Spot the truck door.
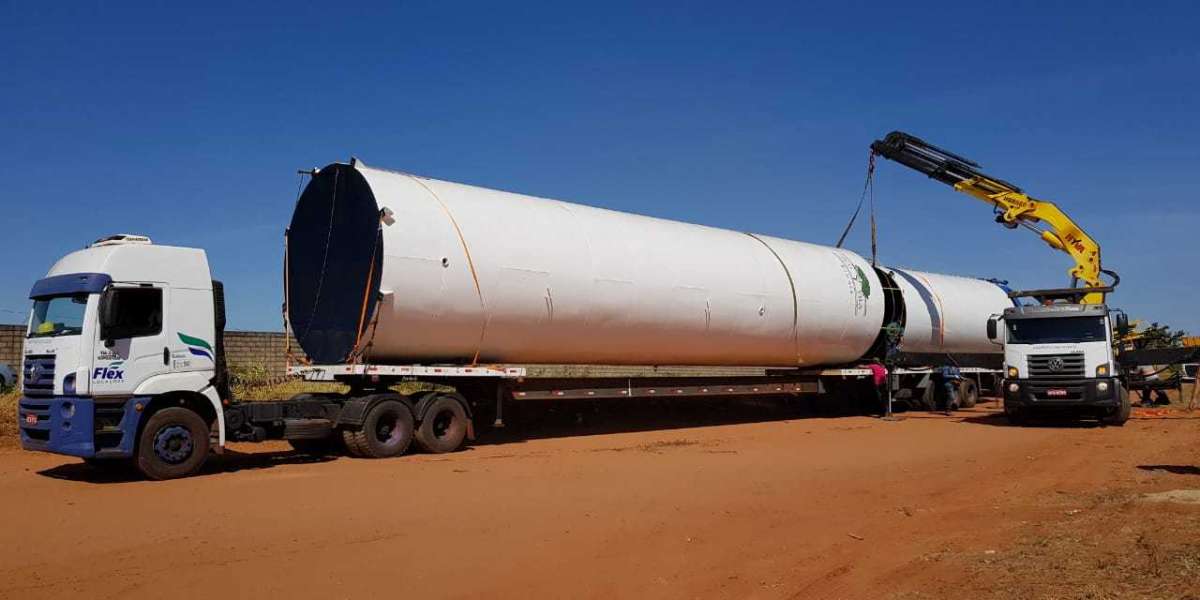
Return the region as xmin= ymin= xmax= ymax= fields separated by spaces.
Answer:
xmin=92 ymin=284 xmax=169 ymax=395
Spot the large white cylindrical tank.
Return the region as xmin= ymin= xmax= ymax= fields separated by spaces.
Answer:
xmin=889 ymin=268 xmax=1013 ymax=356
xmin=285 ymin=160 xmax=1006 ymax=367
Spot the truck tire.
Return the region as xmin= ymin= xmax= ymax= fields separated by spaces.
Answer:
xmin=136 ymin=407 xmax=210 ymax=480
xmin=1102 ymin=386 xmax=1131 ymax=426
xmin=346 ymin=399 xmax=414 ymax=458
xmin=958 ymin=379 xmax=979 ymax=409
xmin=415 ymin=395 xmax=469 ymax=454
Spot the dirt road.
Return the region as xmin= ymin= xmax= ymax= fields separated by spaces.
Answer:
xmin=2 ymin=401 xmax=1198 ymax=599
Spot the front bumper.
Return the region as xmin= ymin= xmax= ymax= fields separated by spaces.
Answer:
xmin=1003 ymin=377 xmax=1120 ymax=410
xmin=18 ymin=396 xmax=142 ymax=459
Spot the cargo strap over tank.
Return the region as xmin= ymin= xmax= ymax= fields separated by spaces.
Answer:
xmin=286 ymin=160 xmax=1013 ymax=367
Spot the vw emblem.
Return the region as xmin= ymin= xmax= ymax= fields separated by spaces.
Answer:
xmin=1047 ymin=357 xmax=1065 ymax=372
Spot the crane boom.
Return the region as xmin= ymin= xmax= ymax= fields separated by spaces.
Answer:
xmin=870 ymin=131 xmax=1114 ymax=305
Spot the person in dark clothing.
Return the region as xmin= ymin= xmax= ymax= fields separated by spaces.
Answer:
xmin=934 ymin=365 xmax=963 ymax=414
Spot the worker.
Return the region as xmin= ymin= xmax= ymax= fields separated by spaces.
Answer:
xmin=933 ymin=365 xmax=962 ymax=414
xmin=867 ymin=362 xmax=888 ymax=412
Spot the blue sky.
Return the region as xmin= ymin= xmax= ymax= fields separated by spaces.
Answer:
xmin=3 ymin=2 xmax=1198 ymax=333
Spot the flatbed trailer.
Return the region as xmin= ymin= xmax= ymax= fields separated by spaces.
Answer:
xmin=272 ymin=361 xmax=1000 ymax=431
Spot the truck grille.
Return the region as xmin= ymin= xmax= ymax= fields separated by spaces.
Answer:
xmin=23 ymin=355 xmax=56 ymax=396
xmin=1027 ymin=353 xmax=1085 ymax=381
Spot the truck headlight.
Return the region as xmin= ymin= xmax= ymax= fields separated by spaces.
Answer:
xmin=1007 ymin=367 xmax=1019 ymax=378
xmin=1097 ymin=381 xmax=1109 ymax=393
xmin=63 ymin=373 xmax=76 ymax=396
xmin=1096 ymin=364 xmax=1109 ymax=376
xmin=1008 ymin=382 xmax=1019 ymax=393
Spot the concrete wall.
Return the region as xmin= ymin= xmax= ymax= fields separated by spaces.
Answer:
xmin=223 ymin=330 xmax=306 ymax=377
xmin=0 ymin=325 xmax=305 ymax=382
xmin=0 ymin=325 xmax=22 ymax=380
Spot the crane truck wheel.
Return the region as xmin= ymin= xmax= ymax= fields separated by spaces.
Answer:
xmin=136 ymin=407 xmax=211 ymax=480
xmin=1101 ymin=386 xmax=1131 ymax=427
xmin=346 ymin=399 xmax=415 ymax=459
xmin=958 ymin=380 xmax=979 ymax=409
xmin=415 ymin=395 xmax=469 ymax=454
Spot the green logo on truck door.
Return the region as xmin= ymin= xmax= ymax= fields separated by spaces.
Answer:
xmin=179 ymin=333 xmax=213 ymax=361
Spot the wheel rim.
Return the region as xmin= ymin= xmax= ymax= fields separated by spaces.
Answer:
xmin=431 ymin=409 xmax=454 ymax=439
xmin=374 ymin=410 xmax=402 ymax=445
xmin=153 ymin=425 xmax=194 ymax=464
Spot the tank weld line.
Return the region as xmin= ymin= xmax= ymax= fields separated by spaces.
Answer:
xmin=405 ymin=174 xmax=489 ymax=364
xmin=744 ymin=233 xmax=801 ymax=364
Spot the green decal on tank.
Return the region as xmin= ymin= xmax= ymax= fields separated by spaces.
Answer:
xmin=854 ymin=266 xmax=872 ymax=299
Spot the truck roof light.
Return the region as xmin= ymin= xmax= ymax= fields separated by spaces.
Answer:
xmin=91 ymin=234 xmax=153 ymax=247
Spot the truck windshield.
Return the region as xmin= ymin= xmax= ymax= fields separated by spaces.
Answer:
xmin=28 ymin=294 xmax=89 ymax=338
xmin=1006 ymin=316 xmax=1108 ymax=345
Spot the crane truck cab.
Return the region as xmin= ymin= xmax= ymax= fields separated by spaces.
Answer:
xmin=18 ymin=235 xmax=227 ymax=478
xmin=988 ymin=302 xmax=1130 ymax=425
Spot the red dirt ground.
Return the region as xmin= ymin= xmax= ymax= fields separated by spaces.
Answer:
xmin=1 ymin=400 xmax=1198 ymax=599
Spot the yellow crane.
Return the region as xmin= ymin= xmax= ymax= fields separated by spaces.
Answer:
xmin=870 ymin=131 xmax=1117 ymax=304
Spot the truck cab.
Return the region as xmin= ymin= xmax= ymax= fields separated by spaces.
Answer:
xmin=18 ymin=235 xmax=226 ymax=477
xmin=988 ymin=303 xmax=1129 ymax=425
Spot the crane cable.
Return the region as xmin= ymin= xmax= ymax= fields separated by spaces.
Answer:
xmin=835 ymin=151 xmax=879 ymax=267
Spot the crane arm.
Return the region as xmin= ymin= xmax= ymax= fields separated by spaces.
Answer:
xmin=870 ymin=131 xmax=1112 ymax=304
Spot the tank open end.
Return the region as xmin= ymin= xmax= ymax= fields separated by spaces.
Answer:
xmin=287 ymin=163 xmax=384 ymax=364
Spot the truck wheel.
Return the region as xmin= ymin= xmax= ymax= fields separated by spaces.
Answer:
xmin=1102 ymin=386 xmax=1131 ymax=426
xmin=416 ymin=395 xmax=469 ymax=453
xmin=136 ymin=407 xmax=210 ymax=480
xmin=346 ymin=400 xmax=414 ymax=458
xmin=958 ymin=380 xmax=979 ymax=409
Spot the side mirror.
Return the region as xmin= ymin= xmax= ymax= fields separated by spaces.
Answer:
xmin=986 ymin=317 xmax=999 ymax=342
xmin=1115 ymin=312 xmax=1130 ymax=338
xmin=99 ymin=288 xmax=119 ymax=343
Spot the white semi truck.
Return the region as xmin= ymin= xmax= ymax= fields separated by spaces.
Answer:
xmin=18 ymin=161 xmax=1013 ymax=479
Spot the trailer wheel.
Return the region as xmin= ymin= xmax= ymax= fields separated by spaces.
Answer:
xmin=341 ymin=429 xmax=366 ymax=457
xmin=416 ymin=395 xmax=469 ymax=453
xmin=1101 ymin=386 xmax=1131 ymax=426
xmin=136 ymin=407 xmax=210 ymax=480
xmin=958 ymin=380 xmax=979 ymax=409
xmin=347 ymin=400 xmax=414 ymax=458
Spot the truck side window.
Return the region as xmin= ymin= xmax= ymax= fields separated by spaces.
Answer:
xmin=108 ymin=288 xmax=163 ymax=338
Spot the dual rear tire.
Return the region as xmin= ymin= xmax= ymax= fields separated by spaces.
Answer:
xmin=343 ymin=398 xmax=416 ymax=458
xmin=340 ymin=393 xmax=470 ymax=458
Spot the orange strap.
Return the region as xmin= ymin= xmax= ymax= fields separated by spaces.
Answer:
xmin=351 ymin=242 xmax=378 ymax=363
